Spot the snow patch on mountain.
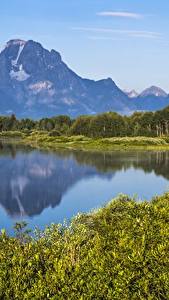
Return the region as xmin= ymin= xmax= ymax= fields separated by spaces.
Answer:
xmin=7 ymin=39 xmax=26 ymax=47
xmin=11 ymin=44 xmax=25 ymax=67
xmin=63 ymin=98 xmax=75 ymax=105
xmin=29 ymin=81 xmax=52 ymax=91
xmin=10 ymin=65 xmax=30 ymax=81
xmin=29 ymin=81 xmax=55 ymax=95
xmin=124 ymin=90 xmax=138 ymax=98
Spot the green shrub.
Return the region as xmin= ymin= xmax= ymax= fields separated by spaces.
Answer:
xmin=48 ymin=130 xmax=61 ymax=137
xmin=0 ymin=193 xmax=168 ymax=299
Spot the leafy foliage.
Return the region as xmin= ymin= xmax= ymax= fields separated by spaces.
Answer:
xmin=1 ymin=105 xmax=169 ymax=138
xmin=0 ymin=194 xmax=168 ymax=299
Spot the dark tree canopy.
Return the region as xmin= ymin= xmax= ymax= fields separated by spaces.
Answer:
xmin=0 ymin=106 xmax=169 ymax=137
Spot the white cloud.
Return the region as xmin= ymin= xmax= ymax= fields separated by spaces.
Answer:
xmin=72 ymin=27 xmax=161 ymax=40
xmin=97 ymin=11 xmax=143 ymax=19
xmin=88 ymin=36 xmax=127 ymax=41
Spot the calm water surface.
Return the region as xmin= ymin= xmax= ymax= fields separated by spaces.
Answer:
xmin=0 ymin=142 xmax=169 ymax=234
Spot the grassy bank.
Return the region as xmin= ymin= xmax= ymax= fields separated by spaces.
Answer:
xmin=22 ymin=131 xmax=169 ymax=151
xmin=0 ymin=193 xmax=168 ymax=299
xmin=1 ymin=131 xmax=169 ymax=151
xmin=0 ymin=131 xmax=24 ymax=139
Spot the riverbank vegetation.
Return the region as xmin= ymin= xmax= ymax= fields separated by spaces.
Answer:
xmin=0 ymin=193 xmax=168 ymax=299
xmin=1 ymin=130 xmax=169 ymax=151
xmin=0 ymin=106 xmax=169 ymax=138
xmin=23 ymin=132 xmax=169 ymax=151
xmin=1 ymin=106 xmax=169 ymax=150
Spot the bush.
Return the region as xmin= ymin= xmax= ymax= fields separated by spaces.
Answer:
xmin=0 ymin=193 xmax=168 ymax=299
xmin=48 ymin=130 xmax=61 ymax=137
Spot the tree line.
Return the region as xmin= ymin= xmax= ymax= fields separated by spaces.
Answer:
xmin=0 ymin=106 xmax=169 ymax=137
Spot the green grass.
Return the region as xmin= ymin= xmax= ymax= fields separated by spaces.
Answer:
xmin=0 ymin=131 xmax=25 ymax=139
xmin=1 ymin=131 xmax=169 ymax=151
xmin=21 ymin=131 xmax=169 ymax=151
xmin=0 ymin=193 xmax=168 ymax=299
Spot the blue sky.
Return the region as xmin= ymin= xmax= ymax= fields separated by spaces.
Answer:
xmin=0 ymin=0 xmax=169 ymax=92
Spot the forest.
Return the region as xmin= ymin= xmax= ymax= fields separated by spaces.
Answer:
xmin=0 ymin=106 xmax=169 ymax=138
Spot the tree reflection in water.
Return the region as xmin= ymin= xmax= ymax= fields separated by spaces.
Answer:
xmin=0 ymin=142 xmax=169 ymax=218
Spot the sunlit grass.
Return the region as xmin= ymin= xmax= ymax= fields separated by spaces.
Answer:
xmin=22 ymin=131 xmax=169 ymax=151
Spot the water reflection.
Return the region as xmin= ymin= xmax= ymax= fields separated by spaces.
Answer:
xmin=0 ymin=142 xmax=169 ymax=222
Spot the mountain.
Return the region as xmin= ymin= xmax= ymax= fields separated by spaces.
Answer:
xmin=0 ymin=39 xmax=169 ymax=118
xmin=0 ymin=39 xmax=134 ymax=118
xmin=133 ymin=86 xmax=169 ymax=111
xmin=139 ymin=86 xmax=168 ymax=98
xmin=124 ymin=90 xmax=138 ymax=98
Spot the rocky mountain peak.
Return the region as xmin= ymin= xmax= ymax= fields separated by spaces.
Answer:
xmin=124 ymin=90 xmax=138 ymax=98
xmin=6 ymin=39 xmax=26 ymax=48
xmin=139 ymin=86 xmax=168 ymax=98
xmin=102 ymin=77 xmax=115 ymax=86
xmin=0 ymin=39 xmax=64 ymax=84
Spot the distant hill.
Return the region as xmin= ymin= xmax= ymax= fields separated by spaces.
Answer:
xmin=0 ymin=39 xmax=169 ymax=118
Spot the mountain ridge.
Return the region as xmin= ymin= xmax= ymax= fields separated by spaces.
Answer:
xmin=0 ymin=39 xmax=169 ymax=118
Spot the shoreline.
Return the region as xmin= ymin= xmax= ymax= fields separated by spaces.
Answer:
xmin=1 ymin=131 xmax=169 ymax=152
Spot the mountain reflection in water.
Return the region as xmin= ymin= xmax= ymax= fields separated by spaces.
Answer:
xmin=0 ymin=142 xmax=169 ymax=231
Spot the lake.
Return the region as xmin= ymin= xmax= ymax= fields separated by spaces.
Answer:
xmin=0 ymin=142 xmax=169 ymax=234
